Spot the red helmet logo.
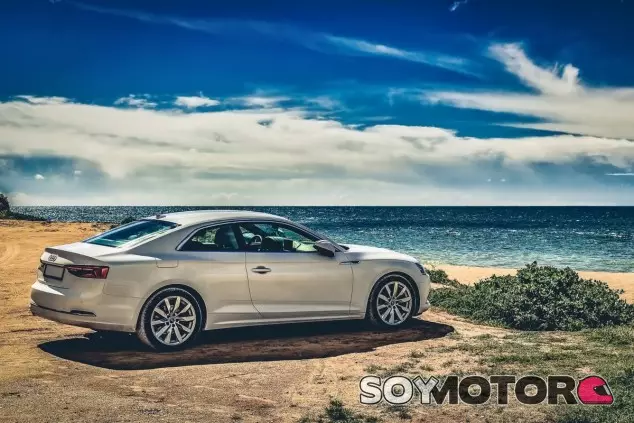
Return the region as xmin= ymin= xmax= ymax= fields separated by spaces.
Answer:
xmin=577 ymin=376 xmax=613 ymax=405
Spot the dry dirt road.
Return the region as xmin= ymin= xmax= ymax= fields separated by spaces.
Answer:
xmin=0 ymin=220 xmax=629 ymax=422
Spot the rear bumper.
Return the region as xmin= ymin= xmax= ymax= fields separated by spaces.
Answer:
xmin=30 ymin=280 xmax=139 ymax=333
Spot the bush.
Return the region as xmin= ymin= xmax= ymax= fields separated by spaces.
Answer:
xmin=430 ymin=262 xmax=634 ymax=331
xmin=427 ymin=267 xmax=461 ymax=288
xmin=0 ymin=193 xmax=45 ymax=221
xmin=110 ymin=216 xmax=137 ymax=229
xmin=0 ymin=193 xmax=9 ymax=214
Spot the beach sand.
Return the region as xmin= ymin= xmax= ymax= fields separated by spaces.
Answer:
xmin=0 ymin=219 xmax=631 ymax=422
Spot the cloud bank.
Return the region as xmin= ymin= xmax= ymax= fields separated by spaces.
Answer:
xmin=1 ymin=94 xmax=633 ymax=205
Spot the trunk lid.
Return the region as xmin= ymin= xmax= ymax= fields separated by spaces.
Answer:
xmin=40 ymin=242 xmax=117 ymax=266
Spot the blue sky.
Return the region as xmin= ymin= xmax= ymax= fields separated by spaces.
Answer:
xmin=1 ymin=0 xmax=634 ymax=205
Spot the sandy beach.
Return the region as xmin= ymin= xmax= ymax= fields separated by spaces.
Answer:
xmin=0 ymin=219 xmax=631 ymax=422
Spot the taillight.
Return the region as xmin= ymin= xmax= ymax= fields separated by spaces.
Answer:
xmin=66 ymin=265 xmax=109 ymax=279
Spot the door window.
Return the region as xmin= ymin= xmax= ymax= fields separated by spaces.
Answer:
xmin=237 ymin=223 xmax=318 ymax=253
xmin=180 ymin=224 xmax=240 ymax=251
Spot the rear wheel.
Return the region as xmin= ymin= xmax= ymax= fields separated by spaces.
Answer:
xmin=367 ymin=275 xmax=415 ymax=328
xmin=137 ymin=287 xmax=203 ymax=350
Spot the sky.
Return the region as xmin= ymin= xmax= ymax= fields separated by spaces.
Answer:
xmin=1 ymin=0 xmax=634 ymax=206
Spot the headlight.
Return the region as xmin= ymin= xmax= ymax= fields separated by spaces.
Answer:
xmin=415 ymin=262 xmax=426 ymax=274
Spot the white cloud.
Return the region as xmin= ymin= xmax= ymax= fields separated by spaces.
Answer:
xmin=323 ymin=36 xmax=473 ymax=75
xmin=2 ymin=96 xmax=634 ymax=205
xmin=234 ymin=95 xmax=290 ymax=108
xmin=174 ymin=95 xmax=220 ymax=109
xmin=34 ymin=174 xmax=45 ymax=180
xmin=114 ymin=95 xmax=157 ymax=108
xmin=426 ymin=43 xmax=634 ymax=139
xmin=74 ymin=170 xmax=82 ymax=176
xmin=306 ymin=96 xmax=340 ymax=110
xmin=450 ymin=0 xmax=468 ymax=12
xmin=17 ymin=95 xmax=68 ymax=105
xmin=489 ymin=43 xmax=581 ymax=96
xmin=606 ymin=173 xmax=634 ymax=176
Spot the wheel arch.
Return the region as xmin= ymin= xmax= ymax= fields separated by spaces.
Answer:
xmin=365 ymin=271 xmax=420 ymax=319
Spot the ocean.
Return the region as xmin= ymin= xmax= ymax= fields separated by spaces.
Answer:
xmin=12 ymin=206 xmax=634 ymax=273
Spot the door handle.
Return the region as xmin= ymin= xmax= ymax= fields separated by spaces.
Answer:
xmin=251 ymin=266 xmax=271 ymax=274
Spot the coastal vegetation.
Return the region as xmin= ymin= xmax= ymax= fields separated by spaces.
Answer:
xmin=0 ymin=194 xmax=44 ymax=221
xmin=110 ymin=216 xmax=137 ymax=229
xmin=430 ymin=262 xmax=634 ymax=331
xmin=429 ymin=262 xmax=634 ymax=423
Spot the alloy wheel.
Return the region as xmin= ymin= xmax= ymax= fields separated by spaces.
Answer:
xmin=376 ymin=280 xmax=412 ymax=325
xmin=150 ymin=295 xmax=197 ymax=346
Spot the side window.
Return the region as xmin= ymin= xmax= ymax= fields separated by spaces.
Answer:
xmin=237 ymin=223 xmax=318 ymax=253
xmin=180 ymin=224 xmax=239 ymax=251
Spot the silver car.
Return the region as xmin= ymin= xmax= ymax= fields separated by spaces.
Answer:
xmin=30 ymin=211 xmax=431 ymax=350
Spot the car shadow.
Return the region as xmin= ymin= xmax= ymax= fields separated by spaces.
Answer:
xmin=39 ymin=318 xmax=454 ymax=370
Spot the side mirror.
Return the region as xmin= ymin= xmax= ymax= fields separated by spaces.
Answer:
xmin=314 ymin=240 xmax=337 ymax=258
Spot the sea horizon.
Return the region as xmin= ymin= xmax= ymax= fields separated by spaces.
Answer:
xmin=13 ymin=205 xmax=634 ymax=273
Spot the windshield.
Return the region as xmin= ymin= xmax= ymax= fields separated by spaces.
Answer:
xmin=84 ymin=219 xmax=178 ymax=248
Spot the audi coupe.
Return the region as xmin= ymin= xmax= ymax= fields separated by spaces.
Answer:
xmin=30 ymin=211 xmax=431 ymax=350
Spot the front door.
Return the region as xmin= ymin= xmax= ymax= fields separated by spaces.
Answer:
xmin=235 ymin=222 xmax=354 ymax=320
xmin=176 ymin=223 xmax=258 ymax=328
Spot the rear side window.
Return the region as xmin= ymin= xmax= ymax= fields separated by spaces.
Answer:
xmin=85 ymin=220 xmax=178 ymax=247
xmin=179 ymin=224 xmax=240 ymax=251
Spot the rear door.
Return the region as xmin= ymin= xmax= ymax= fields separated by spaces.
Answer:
xmin=236 ymin=222 xmax=354 ymax=320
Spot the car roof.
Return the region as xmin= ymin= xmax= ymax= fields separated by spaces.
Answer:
xmin=144 ymin=210 xmax=290 ymax=227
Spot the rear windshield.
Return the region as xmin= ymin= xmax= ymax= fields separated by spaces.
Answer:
xmin=84 ymin=219 xmax=178 ymax=248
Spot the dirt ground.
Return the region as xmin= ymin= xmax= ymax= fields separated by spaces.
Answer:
xmin=0 ymin=220 xmax=631 ymax=422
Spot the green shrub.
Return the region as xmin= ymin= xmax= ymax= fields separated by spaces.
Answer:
xmin=110 ymin=216 xmax=137 ymax=229
xmin=0 ymin=193 xmax=9 ymax=214
xmin=430 ymin=262 xmax=634 ymax=331
xmin=427 ymin=267 xmax=461 ymax=288
xmin=0 ymin=194 xmax=45 ymax=221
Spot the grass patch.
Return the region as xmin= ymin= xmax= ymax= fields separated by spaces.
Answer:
xmin=409 ymin=350 xmax=425 ymax=359
xmin=299 ymin=399 xmax=380 ymax=423
xmin=453 ymin=325 xmax=634 ymax=423
xmin=555 ymin=325 xmax=634 ymax=422
xmin=584 ymin=324 xmax=634 ymax=347
xmin=382 ymin=405 xmax=412 ymax=420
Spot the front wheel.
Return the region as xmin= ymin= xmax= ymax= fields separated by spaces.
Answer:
xmin=136 ymin=287 xmax=203 ymax=350
xmin=367 ymin=275 xmax=415 ymax=328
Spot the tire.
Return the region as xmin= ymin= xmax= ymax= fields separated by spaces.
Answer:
xmin=136 ymin=287 xmax=203 ymax=351
xmin=367 ymin=274 xmax=416 ymax=329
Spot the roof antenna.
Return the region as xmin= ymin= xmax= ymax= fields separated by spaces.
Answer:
xmin=155 ymin=213 xmax=166 ymax=219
